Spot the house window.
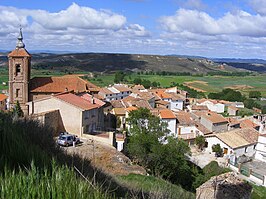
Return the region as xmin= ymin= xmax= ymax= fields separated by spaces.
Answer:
xmin=15 ymin=89 xmax=20 ymax=98
xmin=254 ymin=145 xmax=256 ymax=149
xmin=245 ymin=147 xmax=247 ymax=153
xmin=15 ymin=64 xmax=21 ymax=75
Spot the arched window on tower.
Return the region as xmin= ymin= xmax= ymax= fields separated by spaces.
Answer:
xmin=15 ymin=64 xmax=21 ymax=76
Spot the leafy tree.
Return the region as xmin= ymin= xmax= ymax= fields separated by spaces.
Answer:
xmin=249 ymin=91 xmax=262 ymax=99
xmin=262 ymin=106 xmax=266 ymax=114
xmin=195 ymin=135 xmax=206 ymax=151
xmin=114 ymin=71 xmax=125 ymax=83
xmin=133 ymin=77 xmax=142 ymax=85
xmin=212 ymin=144 xmax=223 ymax=157
xmin=208 ymin=88 xmax=245 ymax=102
xmin=192 ymin=161 xmax=230 ymax=190
xmin=12 ymin=101 xmax=24 ymax=118
xmin=244 ymin=98 xmax=255 ymax=109
xmin=126 ymin=108 xmax=192 ymax=190
xmin=116 ymin=116 xmax=121 ymax=129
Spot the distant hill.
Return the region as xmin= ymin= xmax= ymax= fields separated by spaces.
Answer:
xmin=0 ymin=52 xmax=257 ymax=74
xmin=211 ymin=58 xmax=266 ymax=72
xmin=4 ymin=53 xmax=243 ymax=74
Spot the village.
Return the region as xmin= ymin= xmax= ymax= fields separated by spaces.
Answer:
xmin=1 ymin=29 xmax=266 ymax=197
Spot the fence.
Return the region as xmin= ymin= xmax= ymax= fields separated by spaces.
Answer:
xmin=228 ymin=161 xmax=265 ymax=186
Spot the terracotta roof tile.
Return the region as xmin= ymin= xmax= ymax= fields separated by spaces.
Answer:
xmin=79 ymin=93 xmax=105 ymax=106
xmin=176 ymin=111 xmax=194 ymax=125
xmin=159 ymin=109 xmax=176 ymax=119
xmin=55 ymin=93 xmax=99 ymax=110
xmin=201 ymin=112 xmax=228 ymax=124
xmin=191 ymin=105 xmax=209 ymax=111
xmin=112 ymin=108 xmax=126 ymax=115
xmin=8 ymin=48 xmax=31 ymax=57
xmin=0 ymin=94 xmax=8 ymax=101
xmin=215 ymin=128 xmax=259 ymax=149
xmin=240 ymin=119 xmax=260 ymax=129
xmin=30 ymin=75 xmax=99 ymax=93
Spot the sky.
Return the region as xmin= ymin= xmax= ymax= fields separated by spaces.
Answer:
xmin=1 ymin=0 xmax=266 ymax=59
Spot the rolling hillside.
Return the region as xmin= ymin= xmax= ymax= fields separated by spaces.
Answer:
xmin=0 ymin=52 xmax=246 ymax=74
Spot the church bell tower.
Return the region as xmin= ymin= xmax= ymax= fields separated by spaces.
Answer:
xmin=8 ymin=28 xmax=31 ymax=115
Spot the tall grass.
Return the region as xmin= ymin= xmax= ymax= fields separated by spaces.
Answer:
xmin=0 ymin=162 xmax=111 ymax=199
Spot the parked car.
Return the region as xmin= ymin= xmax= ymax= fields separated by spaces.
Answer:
xmin=57 ymin=134 xmax=80 ymax=147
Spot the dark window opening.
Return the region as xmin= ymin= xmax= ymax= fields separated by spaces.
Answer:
xmin=15 ymin=64 xmax=21 ymax=75
xmin=16 ymin=89 xmax=20 ymax=98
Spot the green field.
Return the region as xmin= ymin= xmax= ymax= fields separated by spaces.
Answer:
xmin=89 ymin=73 xmax=266 ymax=97
xmin=1 ymin=68 xmax=266 ymax=97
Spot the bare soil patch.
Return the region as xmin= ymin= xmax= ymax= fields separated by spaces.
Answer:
xmin=184 ymin=80 xmax=208 ymax=92
xmin=64 ymin=139 xmax=146 ymax=176
xmin=225 ymin=84 xmax=254 ymax=90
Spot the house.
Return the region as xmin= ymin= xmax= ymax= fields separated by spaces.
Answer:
xmin=228 ymin=106 xmax=239 ymax=116
xmin=197 ymin=99 xmax=225 ymax=113
xmin=98 ymin=84 xmax=132 ymax=101
xmin=240 ymin=119 xmax=260 ymax=131
xmin=151 ymin=89 xmax=185 ymax=111
xmin=28 ymin=92 xmax=105 ymax=137
xmin=130 ymin=91 xmax=155 ymax=108
xmin=205 ymin=128 xmax=259 ymax=159
xmin=0 ymin=94 xmax=8 ymax=110
xmin=175 ymin=111 xmax=201 ymax=140
xmin=187 ymin=105 xmax=208 ymax=112
xmin=154 ymin=109 xmax=177 ymax=136
xmin=200 ymin=112 xmax=228 ymax=132
xmin=255 ymin=134 xmax=266 ymax=162
xmin=111 ymin=107 xmax=126 ymax=130
xmin=30 ymin=75 xmax=100 ymax=101
xmin=232 ymin=102 xmax=245 ymax=108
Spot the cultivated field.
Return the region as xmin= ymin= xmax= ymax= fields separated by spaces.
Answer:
xmin=89 ymin=73 xmax=266 ymax=97
xmin=1 ymin=68 xmax=265 ymax=97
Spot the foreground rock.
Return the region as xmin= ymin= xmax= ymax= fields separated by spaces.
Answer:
xmin=196 ymin=172 xmax=252 ymax=199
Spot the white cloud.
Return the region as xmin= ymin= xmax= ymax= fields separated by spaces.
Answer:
xmin=175 ymin=0 xmax=207 ymax=11
xmin=249 ymin=0 xmax=266 ymax=15
xmin=159 ymin=9 xmax=266 ymax=37
xmin=0 ymin=3 xmax=150 ymax=51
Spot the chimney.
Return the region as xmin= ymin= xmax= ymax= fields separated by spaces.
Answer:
xmin=65 ymin=87 xmax=68 ymax=92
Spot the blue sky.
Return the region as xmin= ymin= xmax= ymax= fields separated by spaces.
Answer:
xmin=1 ymin=0 xmax=266 ymax=59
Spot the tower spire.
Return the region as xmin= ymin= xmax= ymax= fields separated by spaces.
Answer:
xmin=16 ymin=28 xmax=25 ymax=49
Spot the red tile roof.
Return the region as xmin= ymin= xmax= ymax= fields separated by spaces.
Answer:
xmin=159 ymin=109 xmax=176 ymax=119
xmin=240 ymin=119 xmax=260 ymax=129
xmin=30 ymin=75 xmax=99 ymax=93
xmin=79 ymin=93 xmax=105 ymax=106
xmin=201 ymin=112 xmax=228 ymax=124
xmin=55 ymin=93 xmax=99 ymax=110
xmin=176 ymin=111 xmax=194 ymax=125
xmin=0 ymin=94 xmax=8 ymax=102
xmin=8 ymin=48 xmax=31 ymax=57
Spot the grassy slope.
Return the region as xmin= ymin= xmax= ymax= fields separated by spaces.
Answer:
xmin=0 ymin=112 xmax=112 ymax=199
xmin=252 ymin=185 xmax=266 ymax=199
xmin=0 ymin=112 xmax=195 ymax=199
xmin=118 ymin=174 xmax=195 ymax=199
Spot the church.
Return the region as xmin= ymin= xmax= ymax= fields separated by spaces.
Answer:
xmin=8 ymin=29 xmax=105 ymax=136
xmin=8 ymin=29 xmax=100 ymax=116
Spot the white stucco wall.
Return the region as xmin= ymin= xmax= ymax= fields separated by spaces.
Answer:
xmin=29 ymin=97 xmax=83 ymax=136
xmin=206 ymin=136 xmax=256 ymax=157
xmin=170 ymin=100 xmax=184 ymax=111
xmin=205 ymin=136 xmax=233 ymax=154
xmin=255 ymin=136 xmax=266 ymax=162
xmin=163 ymin=118 xmax=176 ymax=136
